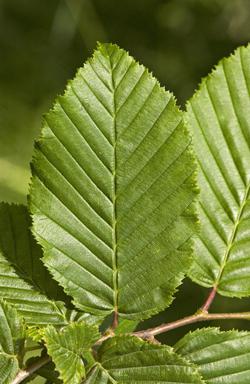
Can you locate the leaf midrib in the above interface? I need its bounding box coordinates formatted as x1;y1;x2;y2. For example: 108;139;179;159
108;49;119;314
215;181;250;288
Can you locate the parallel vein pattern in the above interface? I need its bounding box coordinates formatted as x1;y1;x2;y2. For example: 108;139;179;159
175;328;250;383
0;203;68;325
187;44;250;297
30;43;198;320
84;336;203;384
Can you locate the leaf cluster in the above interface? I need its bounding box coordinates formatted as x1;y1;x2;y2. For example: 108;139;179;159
1;42;250;383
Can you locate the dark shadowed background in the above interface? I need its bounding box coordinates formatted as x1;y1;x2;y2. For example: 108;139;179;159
1;1;250;374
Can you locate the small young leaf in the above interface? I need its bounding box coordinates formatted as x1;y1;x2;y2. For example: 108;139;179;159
186;44;250;297
27;312;103;344
0;300;25;383
114;319;139;335
66;310;104;327
0;203;68;325
30;42;198;321
175;327;250;383
43;322;100;384
85;335;203;383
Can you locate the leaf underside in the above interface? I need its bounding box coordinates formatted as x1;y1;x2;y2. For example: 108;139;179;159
84;335;203;383
30;42;198;320
0;301;24;383
187;44;250;297
175;327;250;384
0;203;68;325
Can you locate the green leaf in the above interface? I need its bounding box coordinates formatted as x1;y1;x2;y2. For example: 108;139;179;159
0;300;25;383
66;311;104;327
186;44;250;297
175;327;250;383
43;322;100;384
0;203;68;325
27;312;103;344
85;335;203;383
30;42;198;320
114;319;139;335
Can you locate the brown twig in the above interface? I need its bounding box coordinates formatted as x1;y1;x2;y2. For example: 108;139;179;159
134;311;250;338
12;356;50;384
12;310;250;383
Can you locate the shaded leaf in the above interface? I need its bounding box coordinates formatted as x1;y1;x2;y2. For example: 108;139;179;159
0;203;68;325
0;300;25;383
25;357;61;384
114;319;139;335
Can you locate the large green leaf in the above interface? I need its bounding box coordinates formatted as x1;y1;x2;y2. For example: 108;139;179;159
0;203;68;325
0;300;25;383
30;43;198;320
175;327;250;383
43;322;100;384
84;335;203;383
186;44;250;297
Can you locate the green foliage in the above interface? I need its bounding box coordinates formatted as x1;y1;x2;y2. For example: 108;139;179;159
1;42;250;384
113;319;139;335
43;322;100;383
85;336;203;383
29;43;197;320
186;45;250;297
175;327;250;383
0;301;25;383
0;203;69;325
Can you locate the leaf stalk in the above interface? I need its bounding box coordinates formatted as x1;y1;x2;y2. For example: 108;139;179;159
200;287;217;312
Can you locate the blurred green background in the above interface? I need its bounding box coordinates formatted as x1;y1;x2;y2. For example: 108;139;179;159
1;0;250;381
2;0;250;204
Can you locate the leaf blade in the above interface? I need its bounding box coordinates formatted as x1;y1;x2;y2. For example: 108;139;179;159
0;300;25;383
175;327;250;384
43;322;100;384
186;44;250;297
85;335;203;383
0;203;68;325
30;43;198;320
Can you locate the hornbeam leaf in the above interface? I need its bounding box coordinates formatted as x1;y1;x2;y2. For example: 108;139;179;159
84;335;203;383
114;319;139;335
27;312;103;343
43;322;100;384
30;42;198;320
0;203;66;301
0;300;25;383
186;44;250;297
175;327;250;383
0;203;68;325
